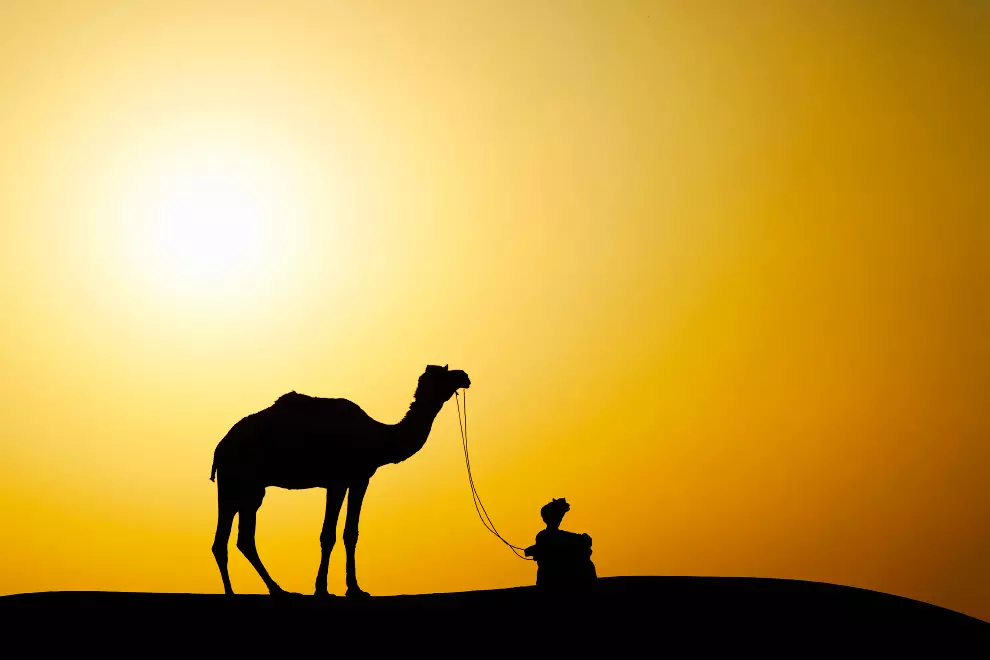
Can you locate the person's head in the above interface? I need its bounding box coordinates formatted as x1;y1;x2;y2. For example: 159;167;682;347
540;498;570;529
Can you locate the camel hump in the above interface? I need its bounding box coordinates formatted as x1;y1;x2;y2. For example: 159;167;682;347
274;391;311;406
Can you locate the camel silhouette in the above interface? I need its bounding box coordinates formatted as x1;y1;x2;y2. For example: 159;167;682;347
210;364;471;597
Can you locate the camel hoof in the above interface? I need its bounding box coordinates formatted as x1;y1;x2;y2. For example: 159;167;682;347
314;588;338;599
268;585;289;597
346;587;371;599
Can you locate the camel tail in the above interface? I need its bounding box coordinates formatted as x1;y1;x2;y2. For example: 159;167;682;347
210;446;220;482
211;417;246;483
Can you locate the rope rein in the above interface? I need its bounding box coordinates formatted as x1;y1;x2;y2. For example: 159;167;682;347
455;390;533;561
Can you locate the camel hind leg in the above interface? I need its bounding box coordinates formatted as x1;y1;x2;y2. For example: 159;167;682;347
212;483;237;595
236;488;285;595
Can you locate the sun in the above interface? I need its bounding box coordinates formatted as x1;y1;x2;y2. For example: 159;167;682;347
152;166;267;284
124;142;295;308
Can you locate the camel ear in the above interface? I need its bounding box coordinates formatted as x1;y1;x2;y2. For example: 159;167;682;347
444;364;449;370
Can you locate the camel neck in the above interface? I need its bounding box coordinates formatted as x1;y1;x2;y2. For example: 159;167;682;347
385;398;444;465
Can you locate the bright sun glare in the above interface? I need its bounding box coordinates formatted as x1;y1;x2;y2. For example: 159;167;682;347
153;167;267;282
122;142;297;308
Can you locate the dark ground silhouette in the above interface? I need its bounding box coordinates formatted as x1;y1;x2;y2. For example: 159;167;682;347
1;577;986;655
210;365;469;597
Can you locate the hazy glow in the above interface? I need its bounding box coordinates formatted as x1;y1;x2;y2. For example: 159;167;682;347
0;0;986;623
151;165;264;284
135;149;275;298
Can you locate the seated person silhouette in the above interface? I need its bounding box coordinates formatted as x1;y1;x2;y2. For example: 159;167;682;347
525;498;597;590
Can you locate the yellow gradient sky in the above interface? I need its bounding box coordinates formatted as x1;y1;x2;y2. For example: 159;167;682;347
1;1;987;620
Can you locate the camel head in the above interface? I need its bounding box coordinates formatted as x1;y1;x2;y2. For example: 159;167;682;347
415;364;471;405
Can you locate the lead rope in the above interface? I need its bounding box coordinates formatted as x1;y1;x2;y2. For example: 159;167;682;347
455;390;533;560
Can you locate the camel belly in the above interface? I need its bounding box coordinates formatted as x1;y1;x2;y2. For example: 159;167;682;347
263;457;377;489
228;427;379;488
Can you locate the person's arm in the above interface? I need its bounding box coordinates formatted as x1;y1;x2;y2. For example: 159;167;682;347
526;531;546;559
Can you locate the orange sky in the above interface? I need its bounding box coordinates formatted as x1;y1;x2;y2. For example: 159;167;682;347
0;1;987;621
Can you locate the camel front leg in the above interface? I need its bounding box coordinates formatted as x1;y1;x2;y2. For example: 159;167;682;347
315;484;347;597
343;478;370;598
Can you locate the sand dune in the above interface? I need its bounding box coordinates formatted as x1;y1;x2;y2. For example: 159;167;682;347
1;576;985;655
